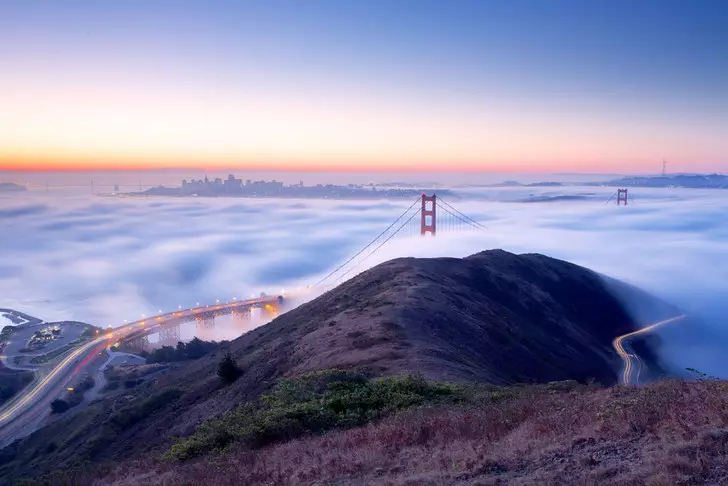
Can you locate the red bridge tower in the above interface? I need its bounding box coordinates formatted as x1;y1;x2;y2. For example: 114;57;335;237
617;188;628;206
421;193;436;236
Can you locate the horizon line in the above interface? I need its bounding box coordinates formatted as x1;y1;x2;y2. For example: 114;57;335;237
0;166;683;176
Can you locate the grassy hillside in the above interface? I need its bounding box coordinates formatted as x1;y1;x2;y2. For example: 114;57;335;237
0;250;679;483
28;376;728;486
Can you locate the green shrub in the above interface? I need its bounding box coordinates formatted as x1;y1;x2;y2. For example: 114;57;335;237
217;352;243;385
50;399;69;414
167;370;465;461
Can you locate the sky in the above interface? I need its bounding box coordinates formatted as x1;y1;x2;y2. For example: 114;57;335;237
0;0;727;173
2;186;728;378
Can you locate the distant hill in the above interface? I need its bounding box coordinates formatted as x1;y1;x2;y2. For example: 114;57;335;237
596;173;728;189
0;183;26;193
0;250;679;482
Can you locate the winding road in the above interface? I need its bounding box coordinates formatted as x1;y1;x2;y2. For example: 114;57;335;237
612;314;686;385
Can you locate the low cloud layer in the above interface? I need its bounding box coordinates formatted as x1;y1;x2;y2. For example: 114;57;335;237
1;185;727;376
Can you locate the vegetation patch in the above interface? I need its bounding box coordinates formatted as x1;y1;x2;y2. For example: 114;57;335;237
102;363;167;393
0;325;16;343
50;375;96;413
167;369;470;461
109;387;184;431
142;338;219;363
30;340;86;364
216;352;242;384
0;367;34;406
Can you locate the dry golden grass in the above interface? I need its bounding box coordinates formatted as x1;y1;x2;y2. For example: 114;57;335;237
81;379;728;486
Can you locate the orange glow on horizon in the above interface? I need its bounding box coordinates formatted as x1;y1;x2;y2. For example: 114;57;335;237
0;155;660;174
3;79;722;175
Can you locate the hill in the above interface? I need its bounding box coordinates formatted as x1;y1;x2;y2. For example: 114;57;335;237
0;183;26;193
595;173;728;189
0;250;679;482
94;378;728;486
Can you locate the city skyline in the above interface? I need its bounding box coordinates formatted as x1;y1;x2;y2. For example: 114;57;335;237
1;1;727;173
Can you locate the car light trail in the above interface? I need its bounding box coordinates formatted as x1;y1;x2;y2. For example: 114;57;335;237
612;314;686;385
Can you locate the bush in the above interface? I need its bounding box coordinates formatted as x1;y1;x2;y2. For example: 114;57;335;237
50;399;69;414
146;338;218;363
64;375;96;408
124;379;142;389
217;352;242;385
167;370;466;461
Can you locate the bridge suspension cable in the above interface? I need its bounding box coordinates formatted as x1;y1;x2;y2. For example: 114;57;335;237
314;197;421;287
315;193;487;288
437;197;488;230
331;207;420;284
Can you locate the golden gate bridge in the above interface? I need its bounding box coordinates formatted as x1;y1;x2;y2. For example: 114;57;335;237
116;193;484;351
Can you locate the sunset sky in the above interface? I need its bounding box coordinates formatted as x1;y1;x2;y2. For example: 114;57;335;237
1;1;726;173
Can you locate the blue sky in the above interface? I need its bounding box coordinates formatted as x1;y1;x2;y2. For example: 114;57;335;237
1;0;726;172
